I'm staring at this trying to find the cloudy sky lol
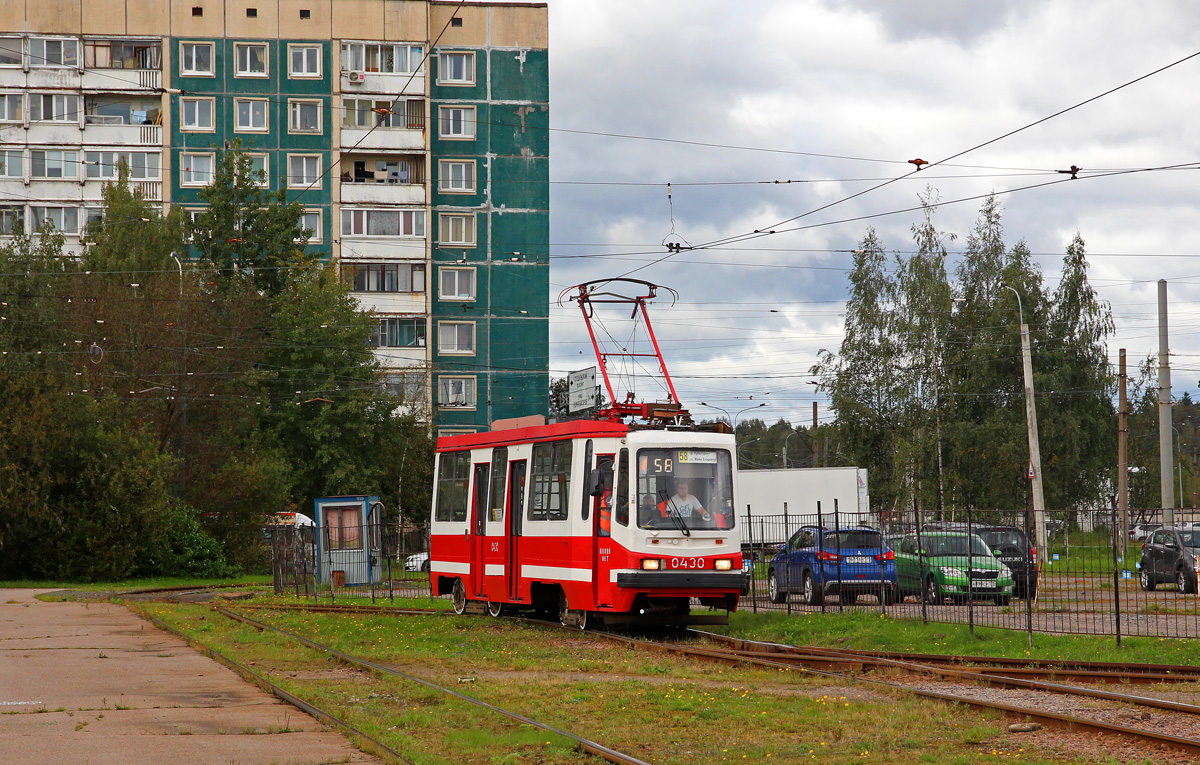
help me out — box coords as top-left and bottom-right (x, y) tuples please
(541, 0), (1200, 427)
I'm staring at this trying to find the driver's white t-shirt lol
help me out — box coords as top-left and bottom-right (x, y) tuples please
(662, 493), (705, 518)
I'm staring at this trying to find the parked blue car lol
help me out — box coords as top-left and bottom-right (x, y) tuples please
(767, 526), (898, 605)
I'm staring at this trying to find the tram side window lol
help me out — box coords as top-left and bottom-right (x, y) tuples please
(435, 451), (470, 522)
(615, 448), (630, 526)
(489, 447), (507, 522)
(529, 440), (572, 521)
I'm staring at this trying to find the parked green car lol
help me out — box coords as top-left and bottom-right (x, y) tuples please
(895, 532), (1014, 605)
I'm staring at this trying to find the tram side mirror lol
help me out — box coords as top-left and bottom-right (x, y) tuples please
(588, 468), (604, 497)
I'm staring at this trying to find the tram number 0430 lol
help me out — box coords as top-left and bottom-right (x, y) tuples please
(669, 557), (706, 569)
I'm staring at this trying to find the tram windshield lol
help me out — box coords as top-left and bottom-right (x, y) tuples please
(636, 448), (734, 531)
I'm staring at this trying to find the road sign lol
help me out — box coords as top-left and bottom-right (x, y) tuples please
(568, 367), (598, 413)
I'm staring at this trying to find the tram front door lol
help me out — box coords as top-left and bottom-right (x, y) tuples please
(507, 460), (527, 601)
(471, 463), (489, 598)
(591, 454), (615, 606)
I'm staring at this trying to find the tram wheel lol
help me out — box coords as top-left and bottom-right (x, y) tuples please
(451, 579), (467, 615)
(486, 601), (505, 617)
(557, 592), (588, 630)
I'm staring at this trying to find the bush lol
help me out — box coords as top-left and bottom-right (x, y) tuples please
(138, 502), (238, 578)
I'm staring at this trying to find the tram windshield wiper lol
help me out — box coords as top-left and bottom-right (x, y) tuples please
(657, 489), (691, 537)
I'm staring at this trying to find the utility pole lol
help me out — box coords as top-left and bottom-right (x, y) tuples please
(1158, 280), (1174, 523)
(1001, 283), (1048, 555)
(812, 402), (819, 467)
(1118, 349), (1128, 555)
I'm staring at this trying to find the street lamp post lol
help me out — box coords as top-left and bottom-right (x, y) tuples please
(737, 437), (762, 469)
(783, 429), (811, 468)
(1000, 282), (1048, 556)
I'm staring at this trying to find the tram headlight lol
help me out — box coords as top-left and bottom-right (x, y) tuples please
(714, 559), (733, 571)
(641, 559), (664, 570)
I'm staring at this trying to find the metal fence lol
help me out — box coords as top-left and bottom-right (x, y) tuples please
(740, 504), (1200, 643)
(267, 522), (431, 603)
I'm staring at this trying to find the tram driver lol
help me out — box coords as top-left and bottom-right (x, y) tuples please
(657, 479), (712, 525)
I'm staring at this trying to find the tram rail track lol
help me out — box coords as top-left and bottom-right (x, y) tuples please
(210, 606), (651, 765)
(179, 599), (1200, 759)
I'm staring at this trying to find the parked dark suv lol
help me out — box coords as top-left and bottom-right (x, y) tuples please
(975, 526), (1038, 599)
(1139, 526), (1200, 593)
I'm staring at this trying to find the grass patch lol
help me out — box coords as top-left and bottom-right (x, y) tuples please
(139, 602), (1099, 765)
(714, 608), (1200, 665)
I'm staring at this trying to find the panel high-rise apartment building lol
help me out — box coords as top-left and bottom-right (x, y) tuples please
(0, 0), (549, 435)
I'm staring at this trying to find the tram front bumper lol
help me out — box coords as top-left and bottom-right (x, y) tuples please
(616, 572), (749, 591)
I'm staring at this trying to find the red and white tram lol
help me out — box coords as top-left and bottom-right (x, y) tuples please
(429, 419), (746, 627)
(430, 278), (748, 627)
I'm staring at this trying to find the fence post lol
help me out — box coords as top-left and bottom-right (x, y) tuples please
(967, 506), (974, 636)
(387, 530), (395, 604)
(817, 501), (826, 614)
(784, 502), (792, 616)
(914, 502), (927, 624)
(746, 504), (758, 613)
(1111, 499), (1122, 647)
(835, 500), (843, 613)
(1025, 504), (1033, 648)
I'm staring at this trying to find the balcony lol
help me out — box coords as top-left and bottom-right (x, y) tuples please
(340, 71), (424, 97)
(81, 68), (161, 91)
(353, 292), (426, 316)
(82, 122), (162, 146)
(340, 183), (423, 205)
(340, 127), (425, 151)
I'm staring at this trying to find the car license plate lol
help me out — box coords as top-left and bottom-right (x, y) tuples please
(846, 556), (872, 564)
(971, 580), (995, 589)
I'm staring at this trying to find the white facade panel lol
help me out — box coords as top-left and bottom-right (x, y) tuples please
(353, 292), (425, 314)
(340, 182), (424, 205)
(80, 69), (160, 92)
(339, 238), (426, 260)
(26, 69), (80, 90)
(25, 123), (83, 145)
(340, 127), (425, 151)
(340, 73), (423, 97)
(80, 123), (161, 147)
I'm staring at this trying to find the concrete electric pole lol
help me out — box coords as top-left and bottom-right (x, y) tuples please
(1158, 280), (1175, 524)
(1001, 283), (1048, 555)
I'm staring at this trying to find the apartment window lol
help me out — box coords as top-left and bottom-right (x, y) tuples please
(84, 207), (104, 232)
(246, 7), (258, 17)
(0, 94), (21, 122)
(289, 44), (321, 77)
(382, 371), (424, 402)
(300, 9), (312, 20)
(246, 153), (268, 186)
(438, 321), (475, 355)
(438, 160), (475, 192)
(438, 106), (475, 139)
(234, 98), (267, 132)
(438, 51), (474, 84)
(529, 441), (573, 521)
(345, 262), (425, 293)
(298, 210), (321, 242)
(340, 209), (425, 237)
(0, 206), (24, 234)
(181, 42), (214, 75)
(84, 40), (161, 70)
(340, 42), (424, 74)
(342, 98), (424, 130)
(0, 38), (21, 67)
(235, 43), (268, 76)
(30, 38), (79, 68)
(439, 213), (476, 246)
(31, 206), (79, 234)
(289, 99), (321, 133)
(30, 94), (79, 122)
(372, 318), (425, 348)
(31, 150), (78, 180)
(440, 267), (475, 300)
(84, 151), (161, 180)
(181, 97), (214, 131)
(0, 150), (21, 178)
(180, 152), (215, 186)
(438, 377), (476, 409)
(287, 154), (321, 187)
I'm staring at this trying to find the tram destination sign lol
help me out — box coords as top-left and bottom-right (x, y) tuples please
(568, 366), (598, 413)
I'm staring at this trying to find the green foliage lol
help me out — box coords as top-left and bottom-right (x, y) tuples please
(137, 501), (238, 579)
(0, 147), (433, 581)
(193, 140), (309, 295)
(815, 194), (1116, 517)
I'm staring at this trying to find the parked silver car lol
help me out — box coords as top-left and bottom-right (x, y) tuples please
(404, 552), (430, 572)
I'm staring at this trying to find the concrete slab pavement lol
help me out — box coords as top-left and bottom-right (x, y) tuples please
(0, 589), (380, 765)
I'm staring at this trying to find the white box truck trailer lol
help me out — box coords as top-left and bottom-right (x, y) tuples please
(738, 467), (870, 552)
